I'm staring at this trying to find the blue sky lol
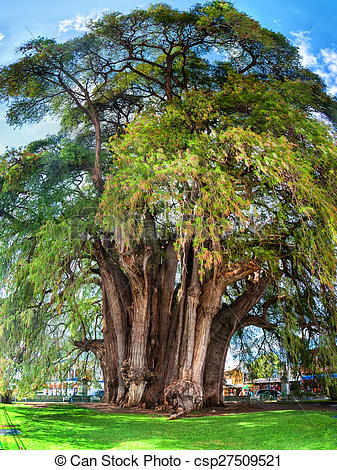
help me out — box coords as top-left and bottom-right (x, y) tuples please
(0, 0), (336, 151)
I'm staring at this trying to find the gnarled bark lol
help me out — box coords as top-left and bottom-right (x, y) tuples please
(77, 238), (272, 413)
(160, 256), (261, 414)
(164, 379), (203, 419)
(203, 273), (270, 406)
(93, 238), (132, 403)
(142, 241), (178, 407)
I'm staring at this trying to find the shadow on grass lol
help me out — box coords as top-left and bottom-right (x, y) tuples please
(0, 405), (336, 450)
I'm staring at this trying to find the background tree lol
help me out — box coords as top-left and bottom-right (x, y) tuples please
(0, 1), (336, 415)
(246, 353), (283, 381)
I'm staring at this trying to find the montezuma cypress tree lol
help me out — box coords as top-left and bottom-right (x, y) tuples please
(0, 1), (337, 414)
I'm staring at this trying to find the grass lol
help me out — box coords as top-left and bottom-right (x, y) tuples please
(0, 404), (336, 450)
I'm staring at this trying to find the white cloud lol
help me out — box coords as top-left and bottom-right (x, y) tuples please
(329, 85), (337, 96)
(290, 30), (317, 68)
(291, 30), (337, 97)
(0, 33), (5, 44)
(58, 12), (102, 33)
(321, 49), (337, 74)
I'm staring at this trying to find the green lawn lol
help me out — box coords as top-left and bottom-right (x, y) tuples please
(0, 404), (336, 450)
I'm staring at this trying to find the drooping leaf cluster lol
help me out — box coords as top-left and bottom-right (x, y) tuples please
(0, 137), (103, 395)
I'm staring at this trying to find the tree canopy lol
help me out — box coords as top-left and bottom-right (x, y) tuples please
(0, 1), (336, 413)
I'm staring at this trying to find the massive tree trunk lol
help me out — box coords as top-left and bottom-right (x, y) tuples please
(78, 234), (273, 413)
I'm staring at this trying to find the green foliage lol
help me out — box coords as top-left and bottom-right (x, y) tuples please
(0, 137), (102, 395)
(248, 352), (282, 380)
(102, 74), (337, 282)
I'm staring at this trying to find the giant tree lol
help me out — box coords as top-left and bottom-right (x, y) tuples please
(0, 1), (336, 414)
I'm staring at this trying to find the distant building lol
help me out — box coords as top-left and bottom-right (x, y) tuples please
(223, 367), (243, 385)
(37, 361), (103, 397)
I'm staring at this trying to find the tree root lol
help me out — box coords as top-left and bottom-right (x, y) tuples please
(164, 379), (203, 420)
